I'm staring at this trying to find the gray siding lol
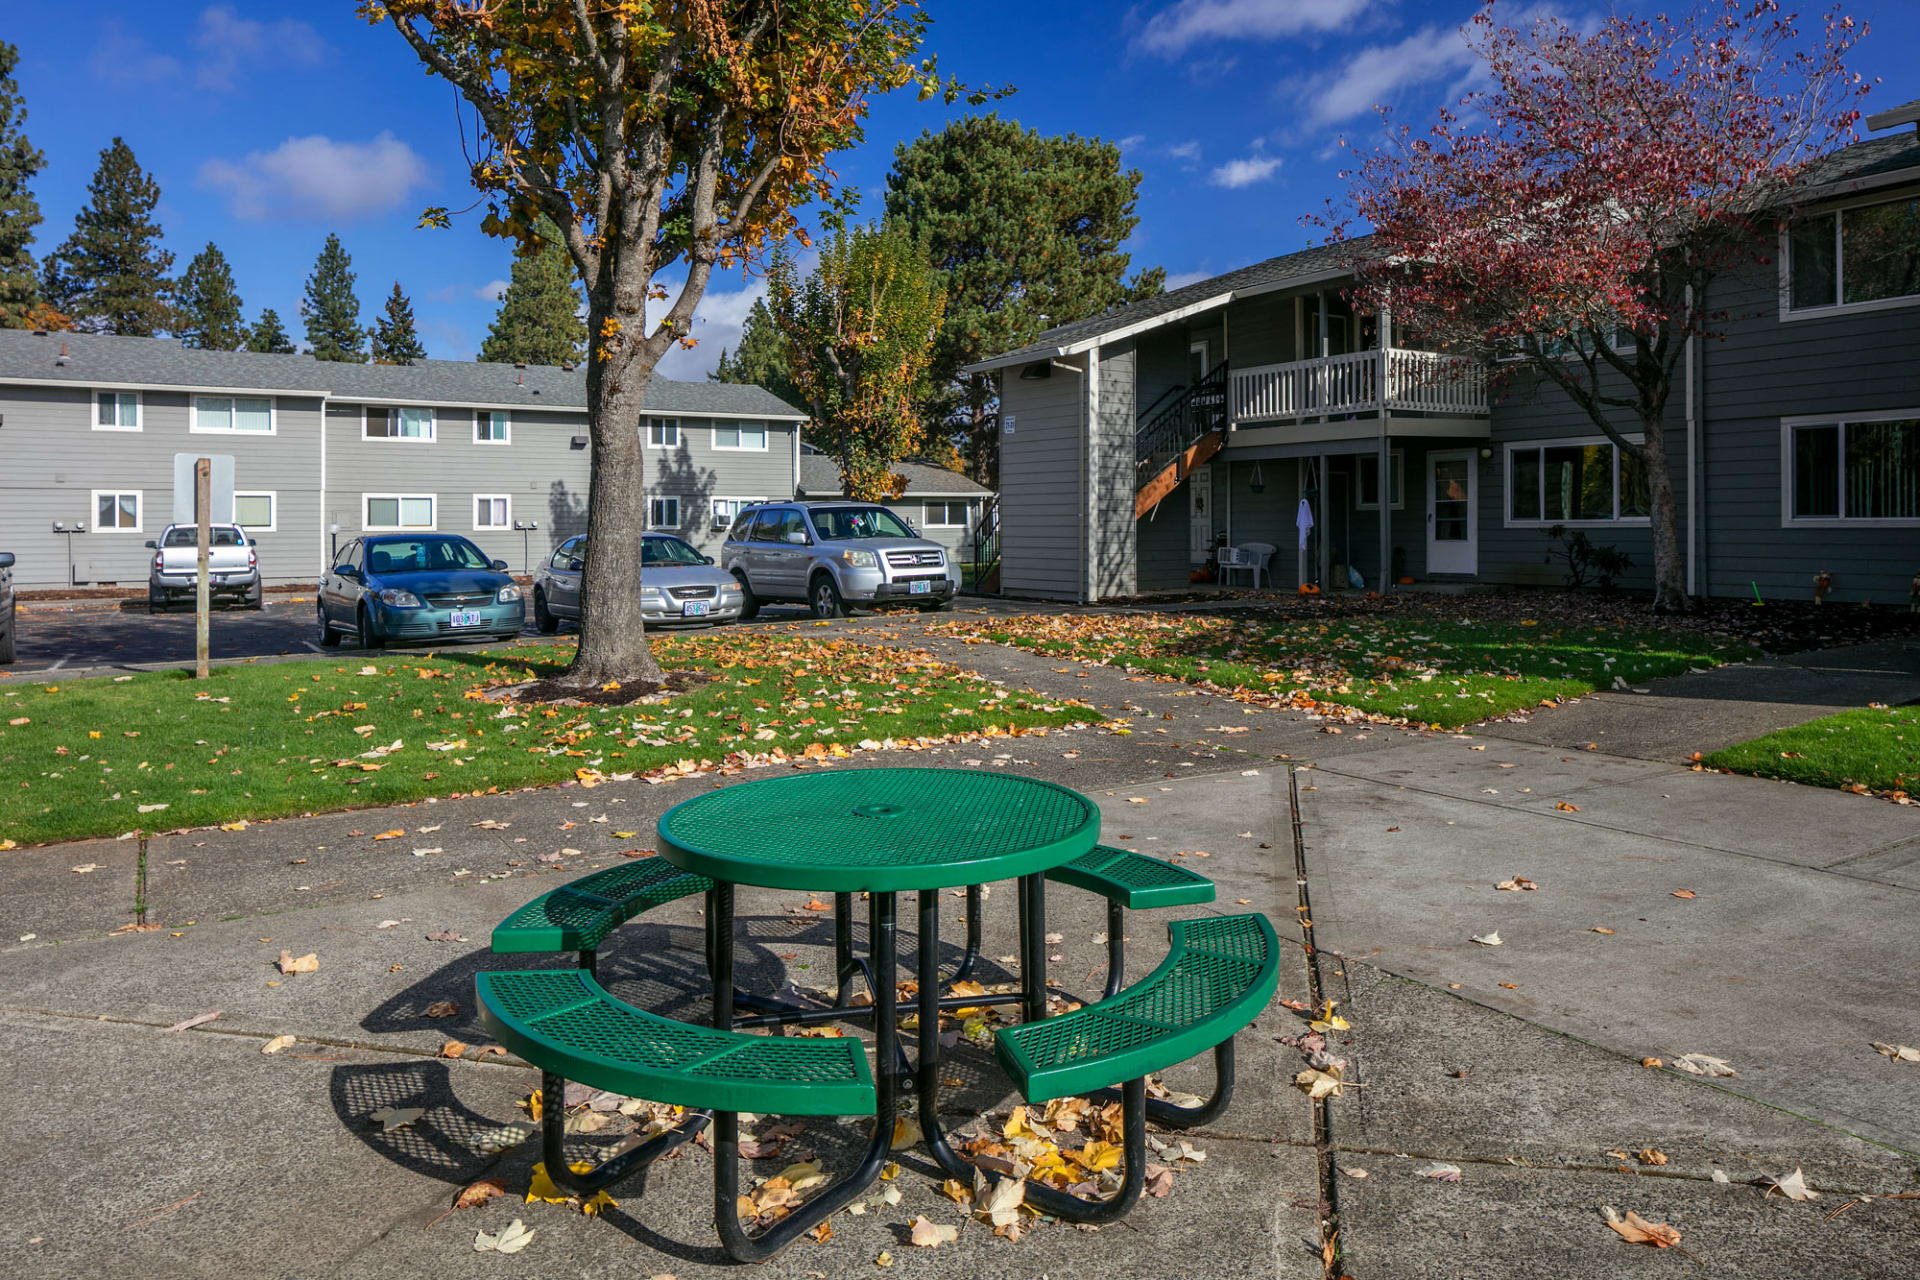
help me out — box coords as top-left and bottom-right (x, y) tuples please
(0, 384), (325, 588)
(899, 495), (987, 560)
(997, 366), (1085, 600)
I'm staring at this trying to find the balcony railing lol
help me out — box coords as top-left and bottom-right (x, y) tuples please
(1229, 347), (1488, 424)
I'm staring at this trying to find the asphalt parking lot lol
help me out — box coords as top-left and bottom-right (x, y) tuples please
(0, 594), (855, 680)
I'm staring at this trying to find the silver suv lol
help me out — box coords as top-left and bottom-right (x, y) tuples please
(0, 551), (14, 664)
(722, 501), (957, 619)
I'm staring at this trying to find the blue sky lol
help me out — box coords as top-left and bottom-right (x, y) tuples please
(10, 1), (1920, 377)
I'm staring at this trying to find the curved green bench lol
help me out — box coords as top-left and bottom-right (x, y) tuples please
(982, 913), (1278, 1224)
(1045, 845), (1217, 996)
(475, 967), (879, 1232)
(491, 858), (712, 972)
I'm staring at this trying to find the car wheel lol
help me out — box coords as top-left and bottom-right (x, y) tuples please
(356, 605), (384, 650)
(732, 572), (760, 620)
(919, 598), (952, 613)
(317, 603), (340, 648)
(245, 581), (264, 610)
(148, 589), (165, 614)
(533, 587), (560, 635)
(0, 603), (13, 665)
(809, 573), (849, 620)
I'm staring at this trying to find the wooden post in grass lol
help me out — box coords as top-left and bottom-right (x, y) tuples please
(195, 457), (211, 680)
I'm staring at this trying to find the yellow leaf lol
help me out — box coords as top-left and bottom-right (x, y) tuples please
(525, 1162), (571, 1205)
(372, 829), (405, 841)
(908, 1216), (958, 1248)
(260, 1034), (296, 1054)
(1071, 1140), (1123, 1172)
(276, 950), (318, 975)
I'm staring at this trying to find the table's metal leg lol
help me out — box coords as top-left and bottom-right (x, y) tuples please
(537, 1067), (708, 1197)
(1018, 873), (1049, 1023)
(1104, 900), (1126, 999)
(708, 883), (734, 1030)
(833, 891), (857, 1005)
(577, 946), (598, 978)
(713, 891), (896, 1263)
(950, 884), (983, 984)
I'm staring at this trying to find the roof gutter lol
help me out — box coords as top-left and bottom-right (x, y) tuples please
(960, 290), (1236, 375)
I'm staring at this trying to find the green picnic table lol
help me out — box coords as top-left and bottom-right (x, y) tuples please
(478, 767), (1277, 1263)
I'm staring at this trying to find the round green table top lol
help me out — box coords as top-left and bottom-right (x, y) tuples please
(656, 767), (1101, 893)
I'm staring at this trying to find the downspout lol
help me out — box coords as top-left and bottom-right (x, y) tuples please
(319, 396), (329, 580)
(1085, 348), (1101, 604)
(1685, 328), (1700, 599)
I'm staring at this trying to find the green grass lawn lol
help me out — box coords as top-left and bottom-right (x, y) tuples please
(934, 609), (1754, 729)
(1704, 704), (1920, 796)
(0, 632), (1098, 848)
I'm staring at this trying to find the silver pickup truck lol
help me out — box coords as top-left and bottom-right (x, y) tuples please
(722, 501), (957, 619)
(0, 551), (14, 664)
(147, 524), (262, 611)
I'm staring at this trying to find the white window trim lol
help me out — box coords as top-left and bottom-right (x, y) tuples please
(647, 495), (683, 530)
(475, 410), (511, 445)
(712, 421), (769, 451)
(709, 495), (767, 529)
(93, 390), (142, 432)
(1778, 195), (1920, 322)
(1354, 449), (1406, 511)
(1779, 410), (1920, 528)
(1502, 436), (1652, 528)
(190, 393), (278, 436)
(646, 417), (681, 448)
(233, 490), (278, 533)
(473, 493), (513, 531)
(921, 500), (969, 528)
(363, 406), (437, 442)
(91, 489), (143, 533)
(362, 493), (438, 531)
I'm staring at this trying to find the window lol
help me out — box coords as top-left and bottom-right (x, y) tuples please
(923, 500), (969, 528)
(1355, 452), (1404, 510)
(1786, 416), (1920, 523)
(710, 496), (765, 530)
(364, 494), (436, 530)
(751, 507), (805, 543)
(365, 406), (435, 440)
(233, 491), (276, 531)
(193, 395), (274, 434)
(647, 496), (682, 529)
(476, 411), (510, 444)
(93, 490), (142, 531)
(1506, 440), (1648, 524)
(1786, 196), (1920, 314)
(713, 420), (767, 451)
(646, 417), (680, 448)
(474, 495), (511, 529)
(94, 391), (140, 431)
(548, 536), (583, 570)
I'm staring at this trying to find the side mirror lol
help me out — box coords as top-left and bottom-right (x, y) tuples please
(702, 555), (715, 565)
(333, 564), (356, 580)
(0, 552), (14, 569)
(490, 559), (509, 572)
(568, 558), (585, 572)
(144, 540), (157, 549)
(906, 520), (919, 535)
(784, 530), (808, 545)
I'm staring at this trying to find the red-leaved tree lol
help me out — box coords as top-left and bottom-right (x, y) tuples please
(1328, 0), (1867, 611)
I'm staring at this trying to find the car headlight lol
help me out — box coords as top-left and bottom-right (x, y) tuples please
(378, 588), (423, 608)
(497, 585), (522, 603)
(839, 549), (878, 569)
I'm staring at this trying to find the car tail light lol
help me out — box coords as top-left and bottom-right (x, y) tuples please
(153, 553), (164, 572)
(248, 550), (258, 567)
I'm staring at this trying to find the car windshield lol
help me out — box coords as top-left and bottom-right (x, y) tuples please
(163, 527), (243, 548)
(642, 536), (706, 567)
(809, 506), (914, 540)
(365, 537), (492, 576)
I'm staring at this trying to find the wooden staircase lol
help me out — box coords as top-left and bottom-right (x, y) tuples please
(1134, 362), (1230, 518)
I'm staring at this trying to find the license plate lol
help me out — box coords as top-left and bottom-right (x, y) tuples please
(909, 579), (932, 595)
(681, 600), (711, 617)
(448, 610), (484, 628)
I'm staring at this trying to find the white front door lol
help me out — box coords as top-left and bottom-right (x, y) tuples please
(1189, 464), (1213, 564)
(1426, 450), (1477, 575)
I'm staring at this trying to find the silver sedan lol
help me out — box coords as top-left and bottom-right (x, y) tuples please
(533, 532), (745, 632)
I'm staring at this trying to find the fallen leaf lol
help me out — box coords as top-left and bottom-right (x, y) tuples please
(1553, 801), (1580, 813)
(261, 1034), (296, 1055)
(423, 999), (459, 1019)
(372, 829), (406, 841)
(1765, 1168), (1819, 1201)
(1637, 1148), (1668, 1167)
(71, 863), (97, 874)
(1672, 1052), (1736, 1078)
(1871, 1042), (1920, 1064)
(276, 950), (319, 975)
(1602, 1206), (1681, 1248)
(1294, 1066), (1348, 1099)
(369, 1106), (424, 1133)
(1470, 931), (1502, 946)
(1494, 876), (1538, 892)
(908, 1216), (958, 1248)
(165, 1009), (222, 1033)
(424, 929), (467, 943)
(1639, 1057), (1664, 1069)
(1414, 1161), (1463, 1182)
(1591, 926), (1615, 935)
(1671, 888), (1697, 899)
(473, 1218), (535, 1254)
(454, 1178), (508, 1210)
(440, 1040), (467, 1059)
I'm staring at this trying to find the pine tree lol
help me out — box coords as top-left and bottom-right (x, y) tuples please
(478, 217), (584, 366)
(245, 307), (295, 354)
(175, 242), (246, 350)
(369, 281), (426, 364)
(0, 41), (48, 328)
(45, 137), (173, 336)
(710, 296), (800, 408)
(301, 232), (364, 362)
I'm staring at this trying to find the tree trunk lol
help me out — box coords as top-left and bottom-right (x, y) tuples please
(1641, 411), (1689, 614)
(561, 282), (664, 690)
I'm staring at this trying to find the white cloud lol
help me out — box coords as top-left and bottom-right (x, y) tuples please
(200, 132), (429, 221)
(1305, 23), (1480, 127)
(474, 279), (511, 304)
(1164, 269), (1216, 290)
(1166, 140), (1203, 165)
(1209, 154), (1283, 188)
(1134, 0), (1373, 57)
(193, 6), (328, 91)
(90, 23), (182, 85)
(646, 277), (771, 381)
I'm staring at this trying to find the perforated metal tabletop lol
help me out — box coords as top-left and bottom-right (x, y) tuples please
(656, 767), (1101, 893)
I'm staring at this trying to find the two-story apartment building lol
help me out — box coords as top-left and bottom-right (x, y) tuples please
(975, 105), (1920, 607)
(0, 330), (806, 589)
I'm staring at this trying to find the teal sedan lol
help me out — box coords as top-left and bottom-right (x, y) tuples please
(318, 534), (525, 649)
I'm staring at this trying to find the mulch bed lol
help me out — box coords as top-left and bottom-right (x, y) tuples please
(492, 668), (714, 707)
